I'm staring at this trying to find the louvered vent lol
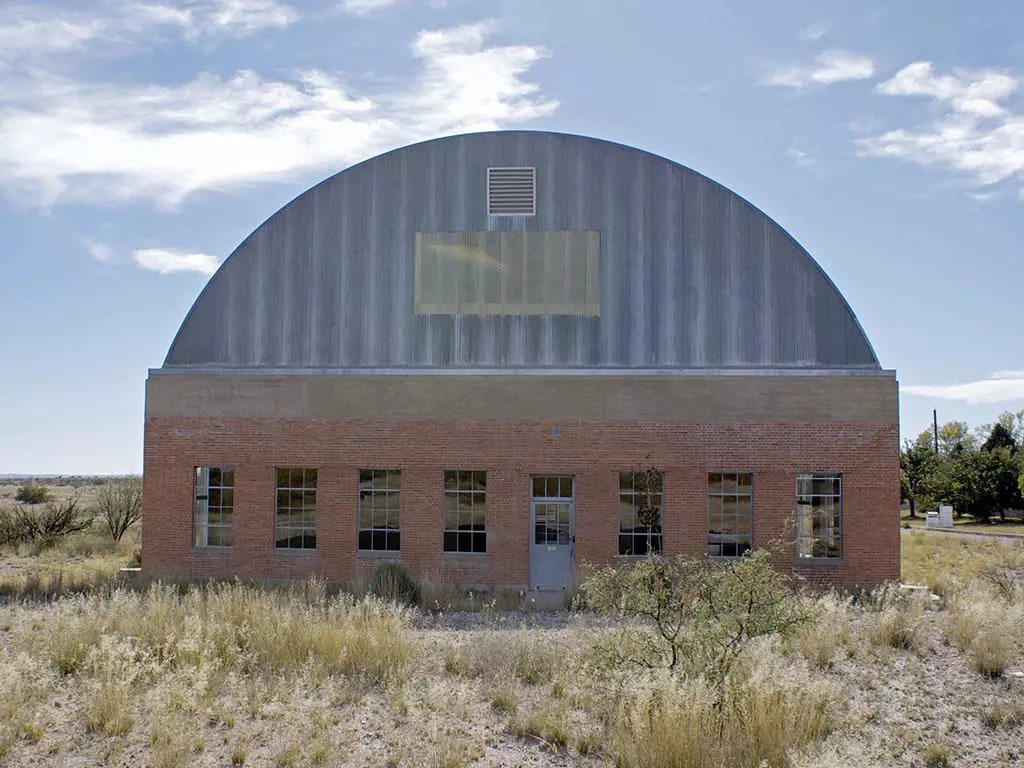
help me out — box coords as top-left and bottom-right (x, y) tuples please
(487, 167), (536, 216)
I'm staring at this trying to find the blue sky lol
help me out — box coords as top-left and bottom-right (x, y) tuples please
(1, 0), (1022, 474)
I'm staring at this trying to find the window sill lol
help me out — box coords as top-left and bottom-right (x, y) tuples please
(795, 558), (843, 567)
(190, 546), (233, 554)
(442, 551), (488, 557)
(357, 550), (401, 558)
(274, 548), (317, 556)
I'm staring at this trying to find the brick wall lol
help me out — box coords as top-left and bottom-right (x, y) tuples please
(142, 418), (899, 589)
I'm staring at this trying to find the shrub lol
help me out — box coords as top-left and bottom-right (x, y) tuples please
(370, 562), (421, 606)
(97, 477), (143, 542)
(578, 550), (811, 691)
(868, 606), (920, 650)
(8, 497), (93, 546)
(512, 701), (571, 747)
(970, 632), (1011, 678)
(14, 484), (50, 505)
(796, 610), (851, 669)
(922, 743), (951, 768)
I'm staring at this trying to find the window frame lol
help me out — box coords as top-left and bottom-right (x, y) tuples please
(795, 473), (842, 562)
(707, 471), (754, 559)
(274, 468), (317, 551)
(618, 471), (664, 557)
(358, 469), (402, 552)
(193, 466), (235, 549)
(442, 470), (487, 554)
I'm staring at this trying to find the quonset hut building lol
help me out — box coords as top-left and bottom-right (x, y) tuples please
(143, 131), (899, 590)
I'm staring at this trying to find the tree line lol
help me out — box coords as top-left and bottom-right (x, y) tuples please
(901, 410), (1024, 522)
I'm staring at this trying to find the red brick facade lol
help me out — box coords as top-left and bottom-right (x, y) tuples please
(142, 417), (900, 589)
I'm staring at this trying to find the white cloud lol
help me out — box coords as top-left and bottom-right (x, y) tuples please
(966, 190), (1000, 202)
(875, 61), (1016, 117)
(339, 0), (402, 15)
(762, 50), (874, 89)
(903, 372), (1024, 405)
(86, 242), (113, 262)
(799, 22), (829, 41)
(207, 0), (297, 34)
(0, 0), (297, 63)
(859, 62), (1024, 192)
(134, 248), (220, 275)
(0, 21), (557, 208)
(0, 7), (106, 61)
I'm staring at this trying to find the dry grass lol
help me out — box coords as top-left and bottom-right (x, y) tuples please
(0, 502), (1019, 766)
(610, 658), (836, 768)
(795, 595), (852, 669)
(901, 529), (1024, 591)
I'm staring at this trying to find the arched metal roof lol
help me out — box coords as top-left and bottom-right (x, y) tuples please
(164, 131), (879, 370)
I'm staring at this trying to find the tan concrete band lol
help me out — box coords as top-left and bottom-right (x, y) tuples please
(146, 372), (899, 423)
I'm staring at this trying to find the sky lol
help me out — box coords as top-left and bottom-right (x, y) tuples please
(1, 0), (1022, 474)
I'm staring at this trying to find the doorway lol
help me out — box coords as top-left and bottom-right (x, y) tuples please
(529, 475), (575, 590)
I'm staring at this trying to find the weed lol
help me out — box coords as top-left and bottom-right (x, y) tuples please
(922, 742), (952, 768)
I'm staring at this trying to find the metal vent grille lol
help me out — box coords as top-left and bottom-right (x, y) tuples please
(487, 167), (536, 216)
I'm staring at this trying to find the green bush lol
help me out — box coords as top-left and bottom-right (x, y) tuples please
(577, 550), (811, 692)
(370, 562), (421, 606)
(14, 484), (51, 505)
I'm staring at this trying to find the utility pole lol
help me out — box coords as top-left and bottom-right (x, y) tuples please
(933, 409), (939, 454)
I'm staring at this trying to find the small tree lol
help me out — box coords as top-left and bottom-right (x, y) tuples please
(12, 495), (93, 545)
(577, 551), (811, 702)
(901, 440), (937, 518)
(97, 477), (143, 542)
(982, 423), (1017, 453)
(14, 483), (51, 505)
(633, 464), (663, 554)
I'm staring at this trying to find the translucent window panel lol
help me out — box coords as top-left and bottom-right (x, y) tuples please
(415, 231), (601, 315)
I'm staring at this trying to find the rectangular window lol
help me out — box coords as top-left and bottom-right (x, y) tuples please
(531, 475), (573, 545)
(619, 471), (663, 556)
(707, 472), (753, 558)
(796, 473), (841, 560)
(443, 470), (487, 553)
(414, 230), (600, 316)
(358, 469), (401, 551)
(275, 468), (317, 550)
(194, 466), (234, 547)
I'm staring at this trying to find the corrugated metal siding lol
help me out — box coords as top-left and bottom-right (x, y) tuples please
(164, 131), (879, 370)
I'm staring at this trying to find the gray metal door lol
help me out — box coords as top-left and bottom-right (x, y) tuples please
(529, 476), (575, 590)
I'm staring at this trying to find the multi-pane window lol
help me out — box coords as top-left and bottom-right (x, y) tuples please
(707, 472), (753, 557)
(531, 476), (573, 545)
(619, 471), (663, 556)
(443, 471), (487, 553)
(193, 466), (234, 547)
(796, 473), (841, 560)
(358, 470), (401, 551)
(275, 468), (317, 550)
